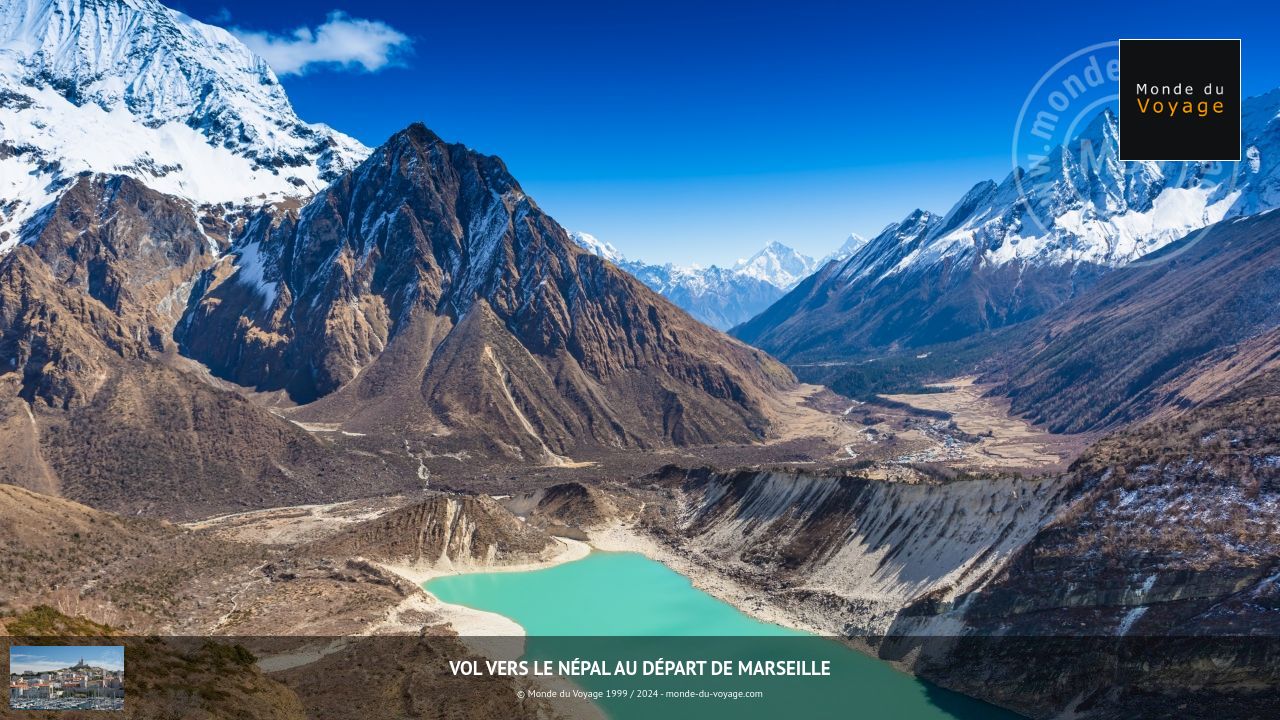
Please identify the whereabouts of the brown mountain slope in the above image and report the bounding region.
[16,174,215,358]
[888,368,1280,720]
[0,607,309,720]
[0,174,212,410]
[0,176,416,519]
[178,123,793,460]
[0,483,259,626]
[990,211,1280,433]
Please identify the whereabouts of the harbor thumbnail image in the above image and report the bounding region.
[9,646,124,711]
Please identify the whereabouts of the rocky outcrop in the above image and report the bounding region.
[308,494,560,569]
[178,123,794,459]
[503,481,628,532]
[0,175,415,519]
[879,377,1280,718]
[661,466,1070,634]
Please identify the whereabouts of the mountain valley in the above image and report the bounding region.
[2,2,1280,719]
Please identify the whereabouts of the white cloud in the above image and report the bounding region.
[232,12,412,77]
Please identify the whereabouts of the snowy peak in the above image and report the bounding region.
[831,93,1280,283]
[570,233,797,329]
[819,233,867,266]
[736,91,1280,361]
[570,234,816,293]
[570,231,625,265]
[732,240,817,290]
[0,0,365,170]
[2,0,273,122]
[0,0,369,249]
[571,232,903,329]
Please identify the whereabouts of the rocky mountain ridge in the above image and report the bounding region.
[172,123,793,462]
[989,208,1280,433]
[735,95,1280,361]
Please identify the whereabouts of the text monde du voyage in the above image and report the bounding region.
[1133,82,1230,118]
[449,658,833,678]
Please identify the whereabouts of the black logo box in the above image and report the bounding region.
[1119,39,1241,162]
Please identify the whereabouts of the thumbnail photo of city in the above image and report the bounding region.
[9,645,124,711]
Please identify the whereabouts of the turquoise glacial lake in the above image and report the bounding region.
[425,551,1020,720]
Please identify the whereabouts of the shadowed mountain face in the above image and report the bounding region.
[990,210,1280,434]
[0,175,416,519]
[733,209,1110,362]
[307,494,559,567]
[178,124,793,461]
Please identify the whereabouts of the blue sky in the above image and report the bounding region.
[9,646,124,673]
[175,0,1280,265]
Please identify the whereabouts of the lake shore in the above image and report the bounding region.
[379,536,591,637]
[382,525,825,639]
[587,524,830,636]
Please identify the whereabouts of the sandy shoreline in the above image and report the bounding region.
[379,537,591,638]
[382,524,823,639]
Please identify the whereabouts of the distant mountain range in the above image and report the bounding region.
[571,232,864,329]
[734,96,1280,361]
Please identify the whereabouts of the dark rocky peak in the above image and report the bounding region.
[177,121,792,454]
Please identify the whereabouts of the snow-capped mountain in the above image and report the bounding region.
[0,0,368,250]
[569,231,625,264]
[736,93,1280,361]
[818,233,867,267]
[839,94,1280,282]
[732,240,818,290]
[571,234,818,330]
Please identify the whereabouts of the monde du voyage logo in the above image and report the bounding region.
[1119,39,1241,161]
